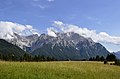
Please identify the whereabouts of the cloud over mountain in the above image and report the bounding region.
[47,27,57,37]
[1,21,120,45]
[49,21,120,45]
[0,21,39,39]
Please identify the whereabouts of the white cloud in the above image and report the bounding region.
[47,0,54,2]
[47,27,57,37]
[53,21,64,31]
[0,21,39,39]
[52,21,120,45]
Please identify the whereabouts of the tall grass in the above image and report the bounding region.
[0,61,119,79]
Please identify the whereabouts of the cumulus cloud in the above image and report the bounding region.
[52,21,120,45]
[53,21,64,30]
[0,21,39,39]
[47,27,57,37]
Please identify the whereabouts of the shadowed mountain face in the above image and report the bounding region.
[0,32,110,60]
[0,39,27,57]
[30,32,110,60]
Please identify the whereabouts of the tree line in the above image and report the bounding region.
[0,53,120,66]
[0,53,117,62]
[89,54,120,66]
[89,54,116,61]
[0,53,57,62]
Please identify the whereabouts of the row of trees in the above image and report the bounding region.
[88,54,120,66]
[0,53,119,65]
[0,53,57,62]
[89,54,116,61]
[21,54,57,62]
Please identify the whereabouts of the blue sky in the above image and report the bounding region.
[0,0,120,52]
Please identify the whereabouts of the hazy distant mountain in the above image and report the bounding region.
[113,51,120,59]
[0,39,26,57]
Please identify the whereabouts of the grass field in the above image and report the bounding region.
[0,61,120,79]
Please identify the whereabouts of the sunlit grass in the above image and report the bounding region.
[0,61,119,79]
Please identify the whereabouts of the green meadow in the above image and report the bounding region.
[0,61,119,79]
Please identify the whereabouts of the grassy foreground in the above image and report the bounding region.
[0,61,120,79]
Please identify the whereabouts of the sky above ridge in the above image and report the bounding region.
[0,0,120,52]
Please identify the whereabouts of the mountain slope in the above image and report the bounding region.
[32,43,81,60]
[0,39,27,57]
[7,33,38,51]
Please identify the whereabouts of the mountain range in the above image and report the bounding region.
[0,32,110,60]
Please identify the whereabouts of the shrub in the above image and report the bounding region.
[104,60,108,64]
